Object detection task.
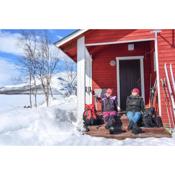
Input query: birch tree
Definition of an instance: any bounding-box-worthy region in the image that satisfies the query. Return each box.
[19,31,39,107]
[36,31,60,106]
[20,30,60,107]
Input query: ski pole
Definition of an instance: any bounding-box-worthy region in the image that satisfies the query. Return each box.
[164,63,175,119]
[161,78,173,128]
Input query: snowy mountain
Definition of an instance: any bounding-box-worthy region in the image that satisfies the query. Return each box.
[0,72,77,96]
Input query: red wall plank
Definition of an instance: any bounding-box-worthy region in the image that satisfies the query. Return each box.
[60,29,155,62]
[85,29,154,44]
[157,29,175,125]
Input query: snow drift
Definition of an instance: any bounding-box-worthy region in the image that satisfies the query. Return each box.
[0,94,175,145]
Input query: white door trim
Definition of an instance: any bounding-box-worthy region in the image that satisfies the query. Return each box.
[116,56,145,107]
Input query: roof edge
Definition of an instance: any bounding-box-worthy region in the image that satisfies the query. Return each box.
[55,29,89,48]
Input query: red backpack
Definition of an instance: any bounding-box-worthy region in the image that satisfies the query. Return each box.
[83,104,97,120]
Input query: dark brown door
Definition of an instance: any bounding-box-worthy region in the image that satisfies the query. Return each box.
[119,59,141,110]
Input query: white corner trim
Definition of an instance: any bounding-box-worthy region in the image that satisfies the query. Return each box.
[116,56,145,107]
[85,47,92,104]
[154,32,162,116]
[77,36,86,123]
[56,29,88,47]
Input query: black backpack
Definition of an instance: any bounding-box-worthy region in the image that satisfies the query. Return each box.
[143,113,156,127]
[153,116,163,127]
[143,107,163,128]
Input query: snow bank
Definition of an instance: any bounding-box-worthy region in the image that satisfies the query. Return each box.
[0,95,77,145]
[0,94,175,145]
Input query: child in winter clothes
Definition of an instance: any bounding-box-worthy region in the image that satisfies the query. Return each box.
[102,88,120,129]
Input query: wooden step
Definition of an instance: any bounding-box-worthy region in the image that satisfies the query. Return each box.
[85,124,172,140]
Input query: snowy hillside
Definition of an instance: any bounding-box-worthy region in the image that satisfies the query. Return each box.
[0,72,77,96]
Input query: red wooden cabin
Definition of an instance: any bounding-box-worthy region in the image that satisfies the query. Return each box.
[56,29,175,128]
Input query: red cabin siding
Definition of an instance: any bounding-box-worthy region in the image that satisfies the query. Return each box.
[60,29,155,61]
[158,29,175,125]
[90,41,154,106]
[85,29,154,44]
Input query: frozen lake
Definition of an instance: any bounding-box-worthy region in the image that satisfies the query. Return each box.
[0,94,52,113]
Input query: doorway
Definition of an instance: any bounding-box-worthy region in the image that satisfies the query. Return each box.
[116,56,145,110]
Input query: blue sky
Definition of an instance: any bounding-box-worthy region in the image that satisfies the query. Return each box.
[0,29,76,86]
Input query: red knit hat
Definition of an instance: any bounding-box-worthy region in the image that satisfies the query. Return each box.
[132,88,140,94]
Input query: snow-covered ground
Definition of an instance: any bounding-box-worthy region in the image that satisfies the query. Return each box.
[0,94,175,145]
